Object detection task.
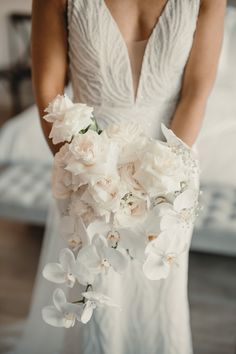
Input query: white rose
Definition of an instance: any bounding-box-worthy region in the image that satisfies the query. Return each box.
[87,176,126,214]
[43,94,74,122]
[49,104,94,144]
[134,140,186,196]
[69,191,97,227]
[118,136,148,165]
[52,143,73,199]
[79,178,130,223]
[43,94,94,144]
[103,120,144,147]
[118,162,145,196]
[62,103,94,136]
[66,132,120,186]
[69,190,91,216]
[81,194,111,223]
[69,130,102,165]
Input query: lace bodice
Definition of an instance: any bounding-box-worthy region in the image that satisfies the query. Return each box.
[67,0,200,138]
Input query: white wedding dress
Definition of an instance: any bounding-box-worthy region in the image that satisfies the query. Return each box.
[5,1,201,353]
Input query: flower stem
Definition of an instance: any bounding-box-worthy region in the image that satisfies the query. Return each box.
[72,284,93,304]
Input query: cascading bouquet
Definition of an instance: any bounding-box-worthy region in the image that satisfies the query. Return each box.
[41,94,200,328]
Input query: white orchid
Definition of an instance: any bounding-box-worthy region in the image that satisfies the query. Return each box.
[85,219,144,260]
[80,291,120,324]
[84,203,160,262]
[143,231,188,280]
[86,219,120,248]
[42,288,119,327]
[42,288,83,328]
[43,94,94,144]
[115,205,161,262]
[43,247,94,287]
[117,226,146,262]
[77,234,129,275]
[159,188,198,232]
[140,204,161,243]
[59,215,90,251]
[113,192,150,228]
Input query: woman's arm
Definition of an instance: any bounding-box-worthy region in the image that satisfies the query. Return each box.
[31,0,68,155]
[170,0,227,147]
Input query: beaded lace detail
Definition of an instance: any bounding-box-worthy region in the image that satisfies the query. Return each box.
[67,0,200,108]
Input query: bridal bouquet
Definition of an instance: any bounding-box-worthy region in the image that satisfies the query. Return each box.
[41,94,200,328]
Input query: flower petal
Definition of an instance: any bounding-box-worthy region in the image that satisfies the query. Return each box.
[42,306,65,327]
[73,260,95,285]
[161,123,191,149]
[173,189,196,212]
[86,220,110,240]
[53,288,67,311]
[77,245,101,272]
[160,214,179,231]
[92,234,108,251]
[42,263,66,283]
[143,253,169,280]
[62,303,84,322]
[59,248,76,272]
[82,291,120,308]
[81,301,95,324]
[158,202,174,217]
[104,247,129,273]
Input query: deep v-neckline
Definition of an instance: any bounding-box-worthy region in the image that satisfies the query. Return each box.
[101,0,172,104]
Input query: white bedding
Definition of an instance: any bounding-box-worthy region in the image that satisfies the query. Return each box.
[0,105,52,164]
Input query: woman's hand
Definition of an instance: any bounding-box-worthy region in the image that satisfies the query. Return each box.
[169,0,227,147]
[31,0,68,155]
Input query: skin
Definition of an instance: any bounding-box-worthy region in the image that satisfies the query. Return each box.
[31,0,226,154]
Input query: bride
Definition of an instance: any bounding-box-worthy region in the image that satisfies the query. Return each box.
[8,0,225,353]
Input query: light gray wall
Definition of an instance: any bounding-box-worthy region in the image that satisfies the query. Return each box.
[0,0,31,68]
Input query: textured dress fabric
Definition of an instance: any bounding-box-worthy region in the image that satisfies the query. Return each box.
[63,1,201,354]
[67,0,200,140]
[4,1,201,354]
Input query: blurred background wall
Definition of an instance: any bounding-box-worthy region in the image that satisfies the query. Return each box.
[0,1,31,68]
[0,0,32,125]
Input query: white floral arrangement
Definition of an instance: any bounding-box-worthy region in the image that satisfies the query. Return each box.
[41,94,201,328]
